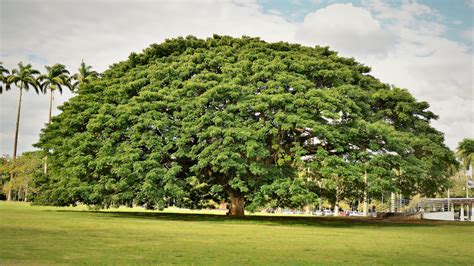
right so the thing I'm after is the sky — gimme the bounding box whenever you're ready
[0,0,473,156]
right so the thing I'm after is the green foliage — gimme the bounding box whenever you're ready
[36,35,455,212]
[447,171,470,197]
[456,138,474,171]
[39,63,71,95]
[70,60,99,91]
[0,152,43,201]
[0,62,10,93]
[6,62,41,94]
[4,62,42,161]
[0,155,10,200]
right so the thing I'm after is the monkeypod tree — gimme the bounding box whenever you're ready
[36,35,455,216]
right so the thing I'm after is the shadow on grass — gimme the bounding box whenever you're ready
[44,209,470,228]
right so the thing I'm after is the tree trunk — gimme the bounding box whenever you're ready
[44,155,48,175]
[228,192,245,217]
[466,163,474,198]
[13,85,23,160]
[390,192,396,212]
[9,85,23,201]
[217,173,245,217]
[24,184,28,202]
[44,89,53,175]
[48,89,53,124]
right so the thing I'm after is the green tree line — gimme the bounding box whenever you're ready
[0,60,98,200]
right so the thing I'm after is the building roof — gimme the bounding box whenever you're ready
[419,198,474,205]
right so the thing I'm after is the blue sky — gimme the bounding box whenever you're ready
[259,0,473,49]
[0,0,472,155]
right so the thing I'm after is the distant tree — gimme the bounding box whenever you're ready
[5,62,41,200]
[39,64,71,124]
[36,36,455,216]
[0,155,10,200]
[0,62,10,93]
[447,171,469,198]
[455,138,474,195]
[70,60,98,91]
[313,152,363,215]
[456,139,474,171]
[0,152,42,201]
[38,64,72,175]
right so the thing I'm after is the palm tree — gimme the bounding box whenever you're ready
[0,62,10,93]
[39,64,71,124]
[70,60,98,91]
[455,138,474,197]
[38,64,71,175]
[456,139,474,170]
[6,62,41,200]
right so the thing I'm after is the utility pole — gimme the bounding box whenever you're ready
[381,194,384,212]
[466,174,470,199]
[466,163,473,198]
[466,183,469,199]
[363,170,368,216]
[447,188,450,211]
[390,192,396,212]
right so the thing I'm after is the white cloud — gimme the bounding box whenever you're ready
[298,0,473,149]
[0,0,472,155]
[296,3,396,57]
[359,0,474,148]
[461,28,474,42]
[1,0,296,72]
[0,0,296,155]
[292,1,473,149]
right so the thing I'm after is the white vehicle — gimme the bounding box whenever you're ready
[322,209,333,216]
[312,210,323,216]
[349,211,362,216]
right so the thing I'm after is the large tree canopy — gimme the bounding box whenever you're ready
[36,35,455,216]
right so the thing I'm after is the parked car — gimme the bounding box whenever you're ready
[312,210,323,216]
[349,211,362,216]
[322,209,333,216]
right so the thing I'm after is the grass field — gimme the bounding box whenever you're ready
[1,202,473,265]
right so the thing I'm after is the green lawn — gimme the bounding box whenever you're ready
[1,202,473,265]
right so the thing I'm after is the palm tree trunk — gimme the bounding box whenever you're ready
[44,89,53,175]
[470,162,473,198]
[48,89,53,123]
[13,85,22,159]
[9,85,23,201]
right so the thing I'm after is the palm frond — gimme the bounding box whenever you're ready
[456,138,474,170]
[40,63,71,95]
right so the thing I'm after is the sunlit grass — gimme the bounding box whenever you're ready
[1,201,473,265]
